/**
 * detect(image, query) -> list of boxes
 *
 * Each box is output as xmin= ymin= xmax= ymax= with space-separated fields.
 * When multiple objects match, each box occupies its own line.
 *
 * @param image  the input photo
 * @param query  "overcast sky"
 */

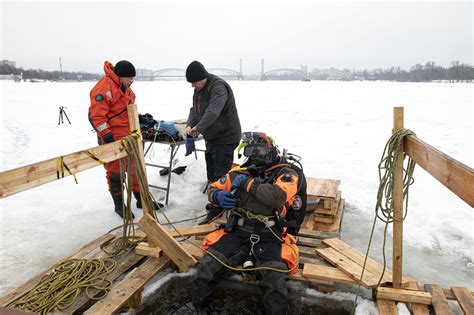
xmin=1 ymin=0 xmax=472 ymax=74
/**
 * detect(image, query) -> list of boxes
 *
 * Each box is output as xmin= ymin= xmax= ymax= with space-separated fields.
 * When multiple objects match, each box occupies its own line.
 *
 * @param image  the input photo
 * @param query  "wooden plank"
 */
xmin=377 ymin=287 xmax=432 ymax=305
xmin=316 ymin=247 xmax=380 ymax=288
xmin=138 ymin=213 xmax=197 ymax=272
xmin=135 ymin=242 xmax=163 ymax=258
xmin=302 ymin=263 xmax=356 ymax=285
xmin=410 ymin=283 xmax=430 ymax=315
xmin=323 ymin=238 xmax=393 ymax=284
xmin=425 ymin=284 xmax=454 ymax=315
xmin=298 ymin=228 xmax=339 ymax=239
xmin=0 ymin=307 xmax=36 ymax=315
xmin=127 ymin=104 xmax=148 ymax=219
xmin=0 ymin=141 xmax=127 ymax=198
xmin=54 ymin=251 xmax=146 ymax=314
xmin=306 ymin=177 xmax=341 ymax=199
xmin=299 ymin=256 xmax=331 ymax=268
xmin=0 ymin=233 xmax=115 ymax=306
xmin=392 ymin=106 xmax=404 ymax=289
xmin=303 ymin=212 xmax=315 ymax=230
xmin=135 ymin=224 xmax=218 ymax=239
xmin=290 ymin=269 xmax=334 ymax=285
xmin=181 ymin=242 xmax=205 ymax=260
xmin=331 ymin=191 xmax=341 ymax=211
xmin=313 ymin=198 xmax=344 ymax=234
xmin=297 ymin=236 xmax=323 ymax=248
xmin=314 ymin=216 xmax=334 ymax=224
xmin=451 ymin=286 xmax=474 ymax=315
xmin=84 ymin=256 xmax=170 ymax=315
xmin=299 ymin=246 xmax=318 ymax=258
xmin=405 ymin=135 xmax=474 ymax=207
xmin=377 ymin=299 xmax=398 ymax=315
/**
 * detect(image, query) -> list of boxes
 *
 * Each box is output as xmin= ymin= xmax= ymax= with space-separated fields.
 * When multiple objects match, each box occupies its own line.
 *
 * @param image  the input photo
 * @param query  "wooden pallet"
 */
xmin=0 ymin=233 xmax=171 ymax=314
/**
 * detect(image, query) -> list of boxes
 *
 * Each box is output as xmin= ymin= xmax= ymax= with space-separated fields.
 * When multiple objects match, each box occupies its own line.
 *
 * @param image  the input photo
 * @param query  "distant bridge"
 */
xmin=148 ymin=67 xmax=351 ymax=81
xmin=152 ymin=68 xmax=243 ymax=80
xmin=262 ymin=68 xmax=310 ymax=81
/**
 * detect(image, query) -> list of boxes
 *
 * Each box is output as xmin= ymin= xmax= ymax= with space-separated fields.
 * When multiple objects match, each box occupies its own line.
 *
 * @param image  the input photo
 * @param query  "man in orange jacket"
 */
xmin=176 ymin=132 xmax=306 ymax=315
xmin=88 ymin=60 xmax=144 ymax=218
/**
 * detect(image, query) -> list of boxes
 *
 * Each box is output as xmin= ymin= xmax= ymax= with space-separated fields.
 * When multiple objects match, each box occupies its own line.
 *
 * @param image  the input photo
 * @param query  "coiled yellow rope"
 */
xmin=8 ymin=258 xmax=116 ymax=314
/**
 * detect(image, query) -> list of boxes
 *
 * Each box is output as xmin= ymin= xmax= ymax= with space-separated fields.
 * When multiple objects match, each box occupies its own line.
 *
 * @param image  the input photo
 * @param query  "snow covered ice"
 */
xmin=1 ymin=80 xmax=472 ymax=310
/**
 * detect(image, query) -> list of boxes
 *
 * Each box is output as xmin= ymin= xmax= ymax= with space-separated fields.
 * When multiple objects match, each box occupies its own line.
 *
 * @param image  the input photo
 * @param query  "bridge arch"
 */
xmin=208 ymin=68 xmax=243 ymax=80
xmin=153 ymin=68 xmax=185 ymax=80
xmin=263 ymin=68 xmax=309 ymax=81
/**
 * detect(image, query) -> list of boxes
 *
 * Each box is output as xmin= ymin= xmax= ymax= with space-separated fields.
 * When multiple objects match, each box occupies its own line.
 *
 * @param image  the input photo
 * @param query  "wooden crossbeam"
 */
xmin=424 ymin=284 xmax=454 ymax=314
xmin=451 ymin=286 xmax=473 ymax=315
xmin=135 ymin=242 xmax=163 ymax=258
xmin=0 ymin=141 xmax=127 ymax=199
xmin=377 ymin=287 xmax=432 ymax=305
xmin=138 ymin=213 xmax=197 ymax=272
xmin=135 ymin=224 xmax=218 ymax=239
xmin=405 ymin=135 xmax=474 ymax=207
xmin=84 ymin=256 xmax=170 ymax=314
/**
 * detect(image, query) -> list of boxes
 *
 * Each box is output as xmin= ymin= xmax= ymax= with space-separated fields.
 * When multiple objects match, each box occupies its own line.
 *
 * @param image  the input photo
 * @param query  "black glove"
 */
xmin=102 ymin=132 xmax=114 ymax=144
xmin=172 ymin=166 xmax=187 ymax=175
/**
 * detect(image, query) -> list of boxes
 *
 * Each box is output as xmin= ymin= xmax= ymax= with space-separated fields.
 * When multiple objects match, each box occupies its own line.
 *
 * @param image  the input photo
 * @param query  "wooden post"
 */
xmin=127 ymin=104 xmax=148 ymax=218
xmin=127 ymin=104 xmax=159 ymax=248
xmin=393 ymin=107 xmax=404 ymax=288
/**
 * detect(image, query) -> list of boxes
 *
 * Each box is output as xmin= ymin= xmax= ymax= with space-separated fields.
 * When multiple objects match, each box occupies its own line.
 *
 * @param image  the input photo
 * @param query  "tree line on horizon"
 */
xmin=0 ymin=61 xmax=472 ymax=82
xmin=349 ymin=61 xmax=473 ymax=82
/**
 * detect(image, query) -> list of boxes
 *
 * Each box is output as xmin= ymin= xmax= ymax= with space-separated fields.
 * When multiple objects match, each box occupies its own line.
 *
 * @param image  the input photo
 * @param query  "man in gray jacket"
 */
xmin=185 ymin=60 xmax=241 ymax=183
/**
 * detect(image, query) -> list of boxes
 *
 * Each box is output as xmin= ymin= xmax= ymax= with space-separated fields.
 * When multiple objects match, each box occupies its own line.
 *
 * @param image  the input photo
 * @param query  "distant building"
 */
xmin=1 ymin=60 xmax=16 ymax=68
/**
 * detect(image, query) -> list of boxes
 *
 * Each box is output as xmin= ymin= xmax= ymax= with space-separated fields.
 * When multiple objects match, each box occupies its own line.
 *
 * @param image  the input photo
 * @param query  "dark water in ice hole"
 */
xmin=136 ymin=275 xmax=353 ymax=315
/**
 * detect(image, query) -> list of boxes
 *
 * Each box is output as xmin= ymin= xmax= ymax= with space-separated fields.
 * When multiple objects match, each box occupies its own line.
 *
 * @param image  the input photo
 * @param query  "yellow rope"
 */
xmin=56 ymin=156 xmax=78 ymax=184
xmin=8 ymin=258 xmax=116 ymax=314
xmin=83 ymin=150 xmax=106 ymax=164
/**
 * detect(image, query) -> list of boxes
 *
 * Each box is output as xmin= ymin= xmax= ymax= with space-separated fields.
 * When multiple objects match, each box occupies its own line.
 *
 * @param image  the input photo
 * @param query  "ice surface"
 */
xmin=1 ymin=80 xmax=472 ymax=298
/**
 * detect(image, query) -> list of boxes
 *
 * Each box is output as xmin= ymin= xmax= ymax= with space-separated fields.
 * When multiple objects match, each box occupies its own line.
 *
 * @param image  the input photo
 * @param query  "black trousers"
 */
xmin=204 ymin=143 xmax=238 ymax=182
xmin=192 ymin=230 xmax=288 ymax=315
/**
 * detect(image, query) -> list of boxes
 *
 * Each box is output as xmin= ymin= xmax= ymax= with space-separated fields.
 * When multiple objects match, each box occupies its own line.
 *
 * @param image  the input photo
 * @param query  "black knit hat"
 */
xmin=114 ymin=60 xmax=136 ymax=77
xmin=186 ymin=61 xmax=208 ymax=83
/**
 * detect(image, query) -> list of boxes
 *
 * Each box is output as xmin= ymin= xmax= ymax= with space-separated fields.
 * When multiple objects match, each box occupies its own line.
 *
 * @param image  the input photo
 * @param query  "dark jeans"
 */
xmin=205 ymin=143 xmax=238 ymax=182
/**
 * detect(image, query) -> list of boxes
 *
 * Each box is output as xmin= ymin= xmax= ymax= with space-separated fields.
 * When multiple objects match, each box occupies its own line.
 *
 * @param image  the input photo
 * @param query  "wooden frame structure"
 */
xmin=0 ymin=104 xmax=196 ymax=271
xmin=378 ymin=107 xmax=474 ymax=314
xmin=1 ymin=106 xmax=472 ymax=314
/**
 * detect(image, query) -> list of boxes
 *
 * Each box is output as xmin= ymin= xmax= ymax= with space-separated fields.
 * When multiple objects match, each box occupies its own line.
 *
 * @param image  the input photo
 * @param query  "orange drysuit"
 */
xmin=88 ymin=61 xmax=138 ymax=194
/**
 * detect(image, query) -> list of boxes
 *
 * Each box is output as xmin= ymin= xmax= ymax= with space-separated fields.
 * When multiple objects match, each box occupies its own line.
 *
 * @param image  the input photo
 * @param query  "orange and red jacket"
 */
xmin=88 ymin=61 xmax=136 ymax=142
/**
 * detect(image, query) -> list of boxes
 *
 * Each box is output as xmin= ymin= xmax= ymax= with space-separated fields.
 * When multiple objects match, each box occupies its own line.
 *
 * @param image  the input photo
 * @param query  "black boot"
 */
xmin=111 ymin=194 xmax=135 ymax=219
xmin=198 ymin=203 xmax=222 ymax=225
xmin=133 ymin=192 xmax=164 ymax=210
xmin=173 ymin=302 xmax=209 ymax=315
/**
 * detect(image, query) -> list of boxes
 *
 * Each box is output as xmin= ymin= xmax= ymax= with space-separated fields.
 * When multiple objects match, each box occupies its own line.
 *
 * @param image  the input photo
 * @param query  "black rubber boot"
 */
xmin=198 ymin=203 xmax=222 ymax=225
xmin=173 ymin=301 xmax=209 ymax=315
xmin=111 ymin=194 xmax=134 ymax=219
xmin=133 ymin=192 xmax=164 ymax=209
